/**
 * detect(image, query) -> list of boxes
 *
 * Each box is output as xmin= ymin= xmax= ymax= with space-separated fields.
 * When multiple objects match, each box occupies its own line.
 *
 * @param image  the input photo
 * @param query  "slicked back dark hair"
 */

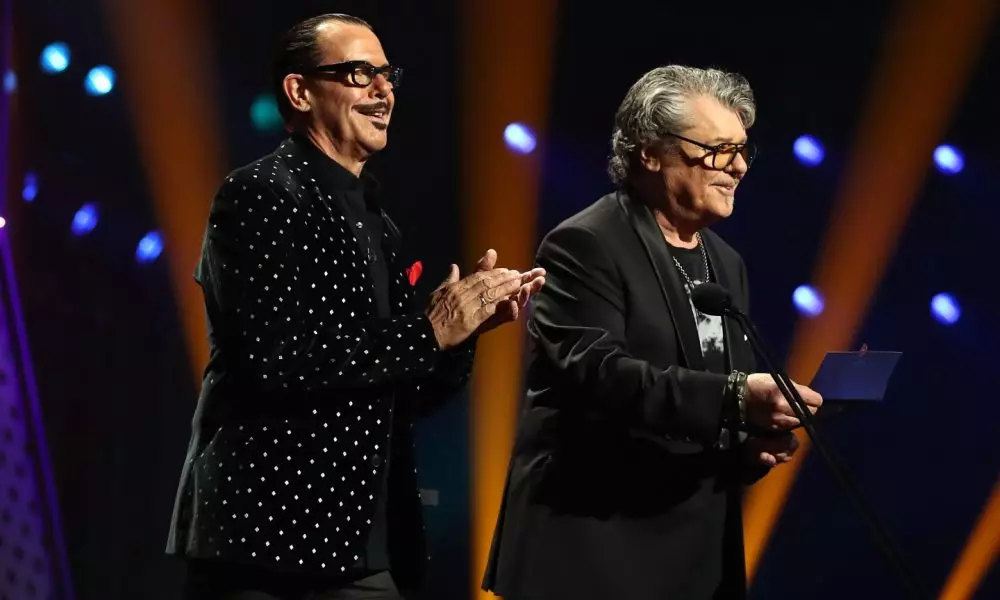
xmin=271 ymin=13 xmax=374 ymax=126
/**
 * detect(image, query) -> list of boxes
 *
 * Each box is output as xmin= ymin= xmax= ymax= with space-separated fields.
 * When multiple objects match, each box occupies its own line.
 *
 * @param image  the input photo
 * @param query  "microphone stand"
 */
xmin=728 ymin=309 xmax=932 ymax=600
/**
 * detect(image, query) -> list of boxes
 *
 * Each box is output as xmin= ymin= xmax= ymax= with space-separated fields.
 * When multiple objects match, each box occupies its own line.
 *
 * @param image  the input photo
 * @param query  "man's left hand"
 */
xmin=474 ymin=248 xmax=546 ymax=325
xmin=746 ymin=432 xmax=800 ymax=468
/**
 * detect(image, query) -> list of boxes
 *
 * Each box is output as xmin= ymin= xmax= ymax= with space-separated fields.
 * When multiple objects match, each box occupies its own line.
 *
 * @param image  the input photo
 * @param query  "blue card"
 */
xmin=809 ymin=350 xmax=902 ymax=403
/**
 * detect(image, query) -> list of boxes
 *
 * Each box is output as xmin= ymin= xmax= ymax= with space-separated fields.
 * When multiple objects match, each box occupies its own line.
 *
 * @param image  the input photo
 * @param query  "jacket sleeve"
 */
xmin=411 ymin=337 xmax=477 ymax=417
xmin=529 ymin=222 xmax=731 ymax=445
xmin=200 ymin=175 xmax=441 ymax=395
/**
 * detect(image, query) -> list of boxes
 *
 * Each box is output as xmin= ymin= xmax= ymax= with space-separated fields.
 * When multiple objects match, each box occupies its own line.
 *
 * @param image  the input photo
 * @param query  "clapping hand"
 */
xmin=474 ymin=249 xmax=546 ymax=326
xmin=425 ymin=249 xmax=546 ymax=351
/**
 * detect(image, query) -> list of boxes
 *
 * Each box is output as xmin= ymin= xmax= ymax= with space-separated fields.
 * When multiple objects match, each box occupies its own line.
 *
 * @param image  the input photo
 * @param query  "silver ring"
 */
xmin=480 ymin=293 xmax=488 ymax=307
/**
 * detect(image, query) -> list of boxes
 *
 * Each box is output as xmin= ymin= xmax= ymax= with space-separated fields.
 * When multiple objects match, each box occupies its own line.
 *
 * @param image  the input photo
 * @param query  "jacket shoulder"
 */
xmin=218 ymin=140 xmax=299 ymax=198
xmin=543 ymin=192 xmax=626 ymax=239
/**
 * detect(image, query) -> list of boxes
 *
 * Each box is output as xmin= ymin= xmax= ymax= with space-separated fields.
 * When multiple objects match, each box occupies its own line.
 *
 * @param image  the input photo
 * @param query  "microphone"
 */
xmin=691 ymin=282 xmax=930 ymax=599
xmin=689 ymin=281 xmax=735 ymax=317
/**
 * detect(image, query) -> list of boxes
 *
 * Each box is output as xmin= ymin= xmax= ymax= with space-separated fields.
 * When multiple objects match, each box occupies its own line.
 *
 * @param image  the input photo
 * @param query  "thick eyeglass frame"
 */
xmin=664 ymin=131 xmax=757 ymax=170
xmin=305 ymin=60 xmax=403 ymax=89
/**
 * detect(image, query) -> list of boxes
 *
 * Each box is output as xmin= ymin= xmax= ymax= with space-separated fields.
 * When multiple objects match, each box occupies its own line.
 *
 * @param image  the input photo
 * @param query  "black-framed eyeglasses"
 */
xmin=664 ymin=132 xmax=757 ymax=170
xmin=306 ymin=60 xmax=403 ymax=89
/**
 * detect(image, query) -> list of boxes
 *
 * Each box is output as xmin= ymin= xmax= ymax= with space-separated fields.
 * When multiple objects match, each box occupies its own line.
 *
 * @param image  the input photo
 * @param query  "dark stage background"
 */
xmin=3 ymin=0 xmax=999 ymax=599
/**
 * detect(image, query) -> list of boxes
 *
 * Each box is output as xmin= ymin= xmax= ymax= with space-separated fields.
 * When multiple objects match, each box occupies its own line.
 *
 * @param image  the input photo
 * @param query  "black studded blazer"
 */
xmin=165 ymin=135 xmax=474 ymax=587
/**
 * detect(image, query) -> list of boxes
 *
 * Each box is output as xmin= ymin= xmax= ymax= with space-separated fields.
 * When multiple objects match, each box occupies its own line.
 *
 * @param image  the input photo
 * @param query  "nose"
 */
xmin=371 ymin=73 xmax=393 ymax=98
xmin=726 ymin=151 xmax=749 ymax=177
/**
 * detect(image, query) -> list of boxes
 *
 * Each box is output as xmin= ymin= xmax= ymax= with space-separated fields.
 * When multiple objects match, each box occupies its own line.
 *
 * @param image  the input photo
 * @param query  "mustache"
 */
xmin=355 ymin=102 xmax=390 ymax=112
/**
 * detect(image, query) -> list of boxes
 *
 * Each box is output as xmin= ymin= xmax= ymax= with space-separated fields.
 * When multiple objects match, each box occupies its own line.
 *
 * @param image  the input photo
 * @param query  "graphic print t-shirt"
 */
xmin=670 ymin=243 xmax=726 ymax=374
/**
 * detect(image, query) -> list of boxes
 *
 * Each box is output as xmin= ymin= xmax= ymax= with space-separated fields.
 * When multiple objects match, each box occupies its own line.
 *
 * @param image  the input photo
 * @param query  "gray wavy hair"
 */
xmin=608 ymin=65 xmax=756 ymax=186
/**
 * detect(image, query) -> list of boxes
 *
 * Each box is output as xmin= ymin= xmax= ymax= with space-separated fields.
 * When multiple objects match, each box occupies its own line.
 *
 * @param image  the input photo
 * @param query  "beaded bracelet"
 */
xmin=725 ymin=370 xmax=748 ymax=429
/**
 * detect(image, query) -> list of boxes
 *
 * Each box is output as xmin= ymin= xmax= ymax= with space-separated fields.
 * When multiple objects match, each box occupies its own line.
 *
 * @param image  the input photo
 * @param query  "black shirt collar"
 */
xmin=289 ymin=132 xmax=382 ymax=199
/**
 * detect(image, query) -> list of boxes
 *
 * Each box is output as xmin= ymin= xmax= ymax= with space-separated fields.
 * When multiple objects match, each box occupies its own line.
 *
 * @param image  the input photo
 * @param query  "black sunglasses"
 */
xmin=305 ymin=60 xmax=403 ymax=89
xmin=664 ymin=132 xmax=757 ymax=170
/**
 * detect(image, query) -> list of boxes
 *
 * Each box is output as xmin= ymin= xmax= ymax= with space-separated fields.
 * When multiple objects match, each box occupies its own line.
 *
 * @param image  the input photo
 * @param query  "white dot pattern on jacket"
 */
xmin=165 ymin=138 xmax=471 ymax=575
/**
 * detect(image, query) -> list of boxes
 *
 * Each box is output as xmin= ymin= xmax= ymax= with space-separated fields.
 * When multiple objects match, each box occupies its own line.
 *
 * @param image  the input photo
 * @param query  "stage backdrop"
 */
xmin=5 ymin=0 xmax=999 ymax=599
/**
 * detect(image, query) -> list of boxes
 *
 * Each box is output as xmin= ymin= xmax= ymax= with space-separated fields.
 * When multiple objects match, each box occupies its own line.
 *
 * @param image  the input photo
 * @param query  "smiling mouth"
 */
xmin=355 ymin=105 xmax=389 ymax=122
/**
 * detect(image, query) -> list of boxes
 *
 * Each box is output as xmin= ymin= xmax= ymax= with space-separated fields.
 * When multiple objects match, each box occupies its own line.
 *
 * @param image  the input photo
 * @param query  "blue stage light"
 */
xmin=136 ymin=231 xmax=164 ymax=263
xmin=85 ymin=66 xmax=116 ymax=95
xmin=22 ymin=173 xmax=38 ymax=202
xmin=933 ymin=145 xmax=963 ymax=175
xmin=930 ymin=293 xmax=960 ymax=325
xmin=3 ymin=69 xmax=15 ymax=94
xmin=71 ymin=203 xmax=99 ymax=236
xmin=793 ymin=284 xmax=824 ymax=317
xmin=41 ymin=42 xmax=70 ymax=73
xmin=504 ymin=123 xmax=536 ymax=154
xmin=793 ymin=135 xmax=824 ymax=167
xmin=250 ymin=94 xmax=283 ymax=133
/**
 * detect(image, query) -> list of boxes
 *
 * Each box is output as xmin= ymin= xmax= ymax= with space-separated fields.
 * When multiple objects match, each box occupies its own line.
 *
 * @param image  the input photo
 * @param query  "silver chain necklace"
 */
xmin=671 ymin=232 xmax=710 ymax=290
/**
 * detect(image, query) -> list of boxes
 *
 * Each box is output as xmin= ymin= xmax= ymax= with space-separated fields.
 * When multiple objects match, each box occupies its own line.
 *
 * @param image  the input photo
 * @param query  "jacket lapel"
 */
xmin=617 ymin=191 xmax=705 ymax=371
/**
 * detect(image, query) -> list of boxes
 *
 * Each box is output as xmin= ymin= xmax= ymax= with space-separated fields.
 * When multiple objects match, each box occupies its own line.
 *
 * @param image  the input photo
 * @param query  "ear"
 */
xmin=283 ymin=74 xmax=312 ymax=114
xmin=638 ymin=145 xmax=662 ymax=173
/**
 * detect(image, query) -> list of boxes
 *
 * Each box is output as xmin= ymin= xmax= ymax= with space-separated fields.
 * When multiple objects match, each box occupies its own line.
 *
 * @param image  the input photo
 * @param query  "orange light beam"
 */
xmin=742 ymin=0 xmax=998 ymax=586
xmin=939 ymin=477 xmax=1000 ymax=600
xmin=99 ymin=0 xmax=226 ymax=382
xmin=461 ymin=1 xmax=558 ymax=598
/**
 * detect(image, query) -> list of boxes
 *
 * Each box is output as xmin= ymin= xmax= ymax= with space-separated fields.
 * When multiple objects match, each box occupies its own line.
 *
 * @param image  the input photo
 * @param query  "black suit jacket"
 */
xmin=165 ymin=136 xmax=473 ymax=589
xmin=483 ymin=191 xmax=764 ymax=600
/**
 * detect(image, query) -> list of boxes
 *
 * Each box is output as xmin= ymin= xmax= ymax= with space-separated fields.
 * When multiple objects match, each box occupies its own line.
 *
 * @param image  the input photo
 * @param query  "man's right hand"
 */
xmin=425 ymin=264 xmax=528 ymax=351
xmin=744 ymin=373 xmax=823 ymax=431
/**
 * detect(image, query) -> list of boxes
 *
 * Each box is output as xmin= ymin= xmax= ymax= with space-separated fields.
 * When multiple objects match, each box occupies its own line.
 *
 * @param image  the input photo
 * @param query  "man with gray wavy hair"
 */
xmin=483 ymin=65 xmax=823 ymax=599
